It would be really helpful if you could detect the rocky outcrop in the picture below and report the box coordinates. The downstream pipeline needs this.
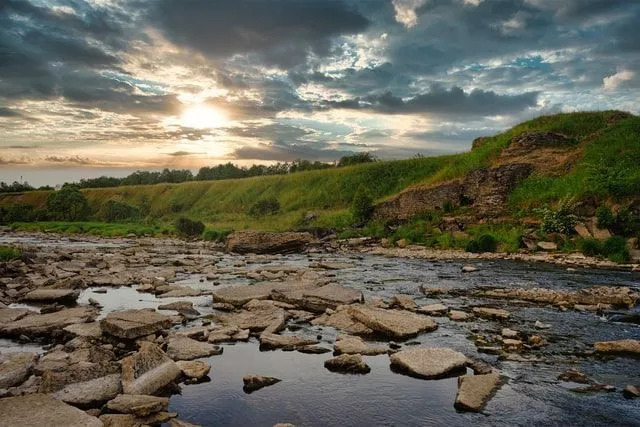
[225,231,313,254]
[100,309,173,340]
[121,342,181,395]
[389,347,467,379]
[0,394,102,426]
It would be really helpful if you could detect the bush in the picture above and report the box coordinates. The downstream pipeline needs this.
[579,239,601,257]
[537,198,578,234]
[0,245,22,261]
[46,186,90,221]
[202,229,232,242]
[338,152,377,167]
[105,200,140,222]
[175,217,205,237]
[0,204,36,223]
[579,236,630,263]
[595,205,614,229]
[611,208,639,237]
[248,198,280,217]
[466,234,498,253]
[351,186,373,225]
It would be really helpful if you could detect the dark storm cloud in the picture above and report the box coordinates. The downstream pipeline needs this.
[152,0,370,67]
[323,86,539,117]
[167,151,205,157]
[0,107,23,117]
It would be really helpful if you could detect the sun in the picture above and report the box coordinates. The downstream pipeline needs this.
[180,105,227,129]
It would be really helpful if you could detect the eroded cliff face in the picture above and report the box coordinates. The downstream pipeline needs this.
[373,131,578,223]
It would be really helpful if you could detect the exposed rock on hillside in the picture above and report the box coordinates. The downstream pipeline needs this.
[225,231,313,254]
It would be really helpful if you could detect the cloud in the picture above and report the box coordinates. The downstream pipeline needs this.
[602,70,636,91]
[323,85,539,117]
[0,107,23,117]
[44,155,93,165]
[391,0,427,28]
[166,151,204,157]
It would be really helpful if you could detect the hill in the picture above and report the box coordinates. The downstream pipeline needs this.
[1,111,639,245]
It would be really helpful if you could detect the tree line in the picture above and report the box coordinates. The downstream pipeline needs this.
[0,153,377,193]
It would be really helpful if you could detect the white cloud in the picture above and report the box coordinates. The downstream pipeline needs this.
[463,0,483,6]
[392,0,427,28]
[602,70,635,91]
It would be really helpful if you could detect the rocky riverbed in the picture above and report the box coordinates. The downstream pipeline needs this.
[0,231,639,426]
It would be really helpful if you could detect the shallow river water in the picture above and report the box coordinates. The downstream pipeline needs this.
[1,233,639,426]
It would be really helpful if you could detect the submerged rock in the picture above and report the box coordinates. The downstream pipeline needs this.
[389,347,467,379]
[166,335,222,361]
[0,393,102,426]
[242,375,281,393]
[324,354,370,374]
[106,394,169,417]
[346,306,437,339]
[226,231,313,254]
[454,373,501,412]
[121,342,181,395]
[594,339,640,356]
[334,335,388,355]
[0,352,37,389]
[100,309,172,340]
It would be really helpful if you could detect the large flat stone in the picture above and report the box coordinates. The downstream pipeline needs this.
[100,309,172,339]
[0,352,37,389]
[347,306,437,339]
[121,342,181,395]
[213,279,323,307]
[454,373,501,412]
[271,283,363,313]
[0,308,35,325]
[63,322,102,338]
[258,332,318,350]
[390,347,467,379]
[0,393,102,426]
[107,394,169,417]
[165,335,222,361]
[594,339,640,356]
[212,305,287,333]
[22,288,79,304]
[334,335,388,355]
[51,373,122,406]
[0,307,97,337]
[311,310,373,335]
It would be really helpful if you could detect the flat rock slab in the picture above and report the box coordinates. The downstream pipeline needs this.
[347,306,437,339]
[0,393,102,426]
[334,335,388,355]
[0,307,97,337]
[272,283,363,313]
[100,412,176,427]
[22,288,79,304]
[594,339,640,355]
[476,286,638,308]
[390,347,467,379]
[213,305,286,333]
[226,231,313,254]
[165,335,222,361]
[121,342,181,395]
[100,309,172,339]
[51,373,122,406]
[418,303,449,316]
[324,354,370,374]
[213,280,323,307]
[63,321,102,338]
[454,373,501,412]
[107,394,169,417]
[176,360,210,380]
[0,352,37,389]
[472,307,510,320]
[258,332,318,351]
[243,375,281,393]
[311,310,373,335]
[0,308,34,325]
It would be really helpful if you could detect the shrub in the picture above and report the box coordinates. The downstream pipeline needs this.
[351,186,373,225]
[580,236,630,263]
[611,208,639,237]
[202,229,232,242]
[105,200,140,222]
[466,234,497,253]
[175,217,205,237]
[579,239,601,257]
[338,152,377,167]
[595,205,614,229]
[0,245,22,261]
[0,204,36,223]
[46,186,90,221]
[537,198,578,234]
[601,236,629,259]
[248,198,280,217]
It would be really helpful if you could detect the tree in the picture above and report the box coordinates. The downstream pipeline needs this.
[46,186,90,221]
[338,152,377,167]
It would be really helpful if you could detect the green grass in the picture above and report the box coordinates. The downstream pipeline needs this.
[11,221,173,237]
[0,245,22,261]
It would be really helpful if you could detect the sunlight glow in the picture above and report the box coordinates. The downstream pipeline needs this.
[180,105,227,129]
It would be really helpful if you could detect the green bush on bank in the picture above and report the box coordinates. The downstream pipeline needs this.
[105,200,140,222]
[202,228,233,242]
[175,217,205,237]
[0,245,22,261]
[579,236,630,263]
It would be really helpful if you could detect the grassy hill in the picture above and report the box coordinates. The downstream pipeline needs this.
[1,111,638,237]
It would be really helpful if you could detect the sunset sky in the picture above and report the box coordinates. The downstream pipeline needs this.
[1,0,639,185]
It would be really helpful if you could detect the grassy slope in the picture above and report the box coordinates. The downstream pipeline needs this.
[1,111,637,233]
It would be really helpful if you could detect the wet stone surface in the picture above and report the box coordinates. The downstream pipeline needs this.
[0,231,639,426]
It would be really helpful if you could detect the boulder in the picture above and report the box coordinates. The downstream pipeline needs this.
[574,223,592,239]
[121,342,181,395]
[454,373,501,412]
[271,284,363,313]
[594,339,640,356]
[0,394,102,426]
[165,335,222,361]
[389,347,467,379]
[390,295,417,310]
[100,309,172,340]
[0,352,37,389]
[0,307,97,337]
[242,375,281,393]
[225,231,313,254]
[472,307,510,320]
[461,265,478,273]
[22,288,79,304]
[259,332,318,351]
[176,360,210,380]
[537,241,557,251]
[346,306,437,339]
[324,354,370,374]
[106,394,169,417]
[334,335,387,355]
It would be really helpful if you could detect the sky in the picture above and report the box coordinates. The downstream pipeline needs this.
[1,0,639,186]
